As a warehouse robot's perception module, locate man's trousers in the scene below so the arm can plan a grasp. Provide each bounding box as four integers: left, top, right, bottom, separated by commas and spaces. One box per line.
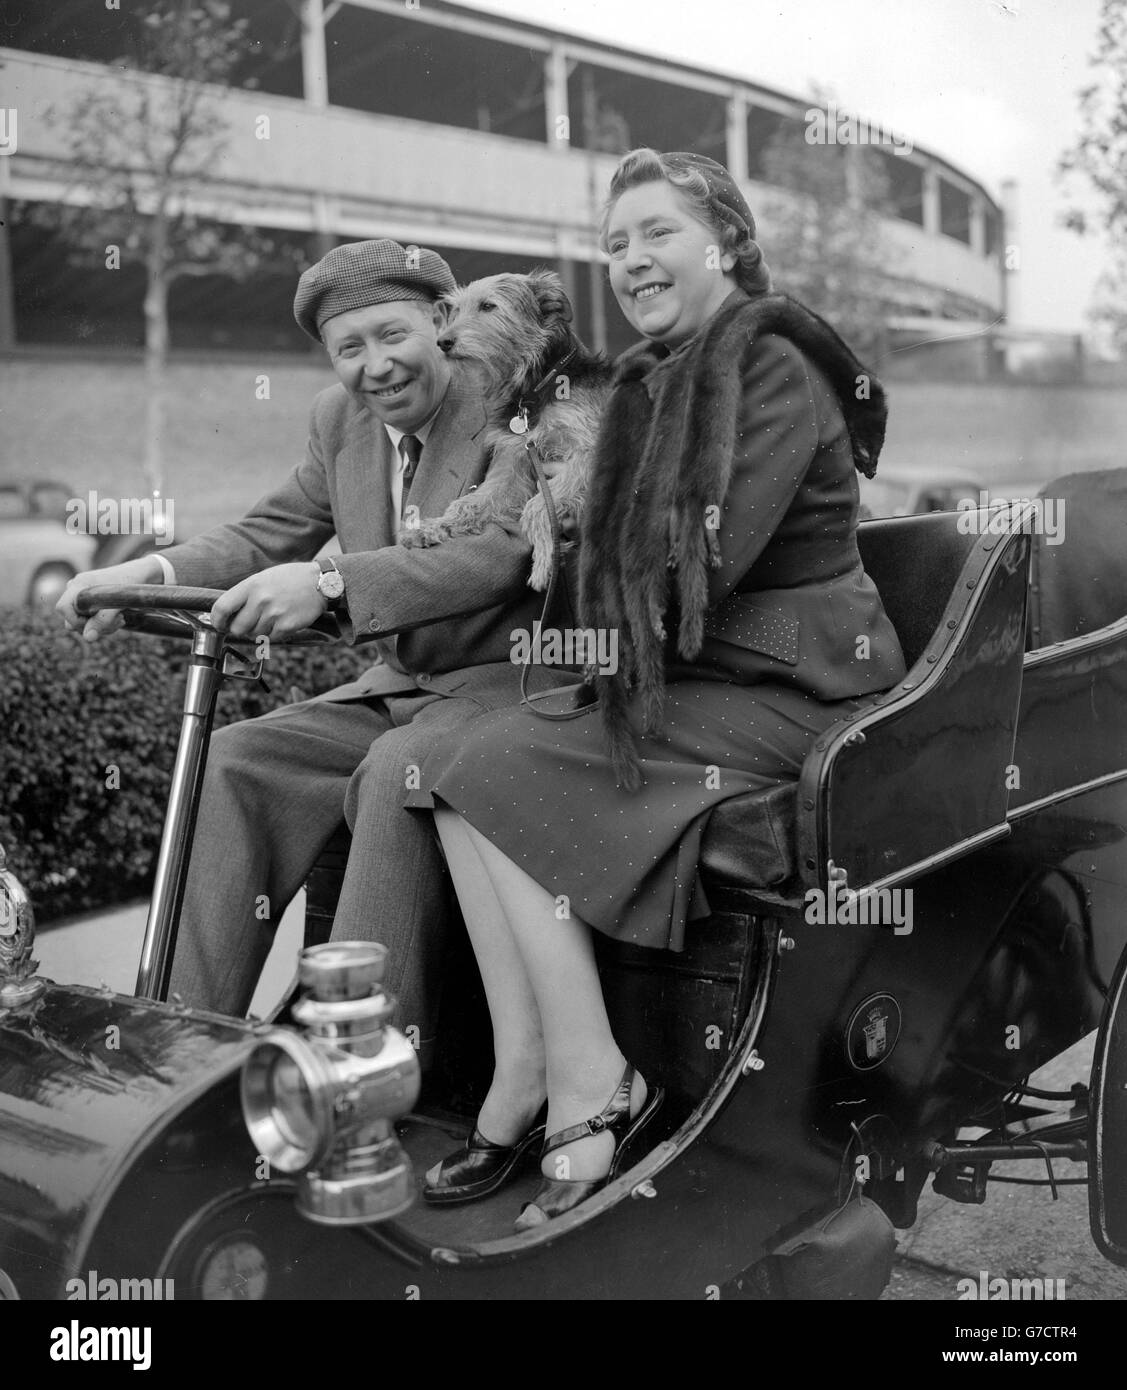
166, 689, 486, 1059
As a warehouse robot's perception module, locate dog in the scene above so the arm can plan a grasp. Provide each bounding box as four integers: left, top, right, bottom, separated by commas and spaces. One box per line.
398, 270, 611, 591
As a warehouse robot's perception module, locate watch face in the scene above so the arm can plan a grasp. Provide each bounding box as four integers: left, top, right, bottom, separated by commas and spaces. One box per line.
318, 569, 345, 599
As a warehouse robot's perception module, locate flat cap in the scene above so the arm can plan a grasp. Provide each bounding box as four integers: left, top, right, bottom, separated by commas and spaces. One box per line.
294, 238, 457, 342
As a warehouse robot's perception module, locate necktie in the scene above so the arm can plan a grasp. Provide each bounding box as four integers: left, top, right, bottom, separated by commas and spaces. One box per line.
399, 435, 422, 519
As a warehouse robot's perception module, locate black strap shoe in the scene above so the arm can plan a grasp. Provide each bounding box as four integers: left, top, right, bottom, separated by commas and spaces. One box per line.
423, 1107, 547, 1207
514, 1064, 665, 1231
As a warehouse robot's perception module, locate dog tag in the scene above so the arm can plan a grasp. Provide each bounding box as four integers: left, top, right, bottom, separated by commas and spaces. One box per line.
509, 412, 529, 435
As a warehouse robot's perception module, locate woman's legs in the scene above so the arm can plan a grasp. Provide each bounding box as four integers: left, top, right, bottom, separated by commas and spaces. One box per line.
432, 808, 545, 1149
459, 820, 647, 1182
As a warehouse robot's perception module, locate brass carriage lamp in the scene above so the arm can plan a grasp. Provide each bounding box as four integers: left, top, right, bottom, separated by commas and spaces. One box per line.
240, 942, 420, 1225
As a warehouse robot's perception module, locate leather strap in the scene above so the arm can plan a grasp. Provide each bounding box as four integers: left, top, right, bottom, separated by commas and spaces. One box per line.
519, 437, 591, 722
541, 1064, 635, 1157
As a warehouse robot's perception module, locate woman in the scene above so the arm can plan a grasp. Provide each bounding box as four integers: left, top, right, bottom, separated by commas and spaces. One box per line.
421, 149, 906, 1229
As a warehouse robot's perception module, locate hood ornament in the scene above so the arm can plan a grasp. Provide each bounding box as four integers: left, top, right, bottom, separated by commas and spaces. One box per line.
0, 843, 45, 1008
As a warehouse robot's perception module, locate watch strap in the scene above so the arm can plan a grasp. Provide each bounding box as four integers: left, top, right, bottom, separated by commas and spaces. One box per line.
316, 556, 346, 611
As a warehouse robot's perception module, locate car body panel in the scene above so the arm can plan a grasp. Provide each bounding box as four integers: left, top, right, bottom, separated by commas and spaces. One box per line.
0, 984, 259, 1299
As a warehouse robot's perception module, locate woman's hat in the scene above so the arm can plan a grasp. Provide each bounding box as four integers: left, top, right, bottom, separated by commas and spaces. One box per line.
664, 152, 757, 242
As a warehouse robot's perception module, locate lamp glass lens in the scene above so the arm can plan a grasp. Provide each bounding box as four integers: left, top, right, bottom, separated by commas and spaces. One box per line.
267, 1054, 319, 1154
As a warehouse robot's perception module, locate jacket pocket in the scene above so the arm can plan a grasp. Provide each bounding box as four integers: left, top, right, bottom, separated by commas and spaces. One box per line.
703, 592, 800, 665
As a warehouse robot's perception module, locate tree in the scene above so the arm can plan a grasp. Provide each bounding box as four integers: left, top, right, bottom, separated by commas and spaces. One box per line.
754, 89, 899, 361
33, 0, 302, 492
1058, 0, 1127, 351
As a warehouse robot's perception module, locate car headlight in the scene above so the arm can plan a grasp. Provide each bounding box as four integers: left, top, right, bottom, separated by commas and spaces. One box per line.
241, 943, 420, 1225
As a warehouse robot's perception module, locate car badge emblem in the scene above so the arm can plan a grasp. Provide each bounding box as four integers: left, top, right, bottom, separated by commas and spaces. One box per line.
845, 993, 902, 1072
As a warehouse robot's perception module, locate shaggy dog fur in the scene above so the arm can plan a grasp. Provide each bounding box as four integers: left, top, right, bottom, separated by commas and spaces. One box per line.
398, 270, 611, 591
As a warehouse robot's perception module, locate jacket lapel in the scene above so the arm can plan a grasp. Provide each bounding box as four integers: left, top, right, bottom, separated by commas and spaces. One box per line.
335, 408, 397, 549
332, 362, 488, 554
406, 363, 489, 517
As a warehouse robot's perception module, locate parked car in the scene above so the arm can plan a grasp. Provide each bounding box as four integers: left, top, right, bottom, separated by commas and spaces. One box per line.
859, 465, 986, 519
0, 477, 98, 609
0, 476, 160, 609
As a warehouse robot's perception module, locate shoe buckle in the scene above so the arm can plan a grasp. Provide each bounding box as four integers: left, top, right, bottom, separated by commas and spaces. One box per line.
587, 1115, 608, 1135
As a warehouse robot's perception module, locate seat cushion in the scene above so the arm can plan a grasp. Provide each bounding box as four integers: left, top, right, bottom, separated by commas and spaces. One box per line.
698, 781, 799, 893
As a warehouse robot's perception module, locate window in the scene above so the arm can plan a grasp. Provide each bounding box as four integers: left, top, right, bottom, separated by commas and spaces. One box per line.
28, 483, 73, 521
746, 106, 809, 181
3, 0, 301, 98
228, 0, 305, 100
0, 0, 133, 63
0, 489, 27, 521
939, 178, 972, 244
567, 62, 727, 161
327, 8, 546, 142
983, 204, 1002, 258
870, 149, 924, 226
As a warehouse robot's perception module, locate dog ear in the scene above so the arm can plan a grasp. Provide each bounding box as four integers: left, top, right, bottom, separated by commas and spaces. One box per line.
528, 268, 574, 325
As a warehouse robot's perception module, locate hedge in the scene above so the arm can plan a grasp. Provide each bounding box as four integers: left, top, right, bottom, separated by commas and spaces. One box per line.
0, 608, 370, 922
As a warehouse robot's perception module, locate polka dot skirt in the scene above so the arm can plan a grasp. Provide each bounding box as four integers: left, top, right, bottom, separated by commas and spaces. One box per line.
425, 678, 865, 952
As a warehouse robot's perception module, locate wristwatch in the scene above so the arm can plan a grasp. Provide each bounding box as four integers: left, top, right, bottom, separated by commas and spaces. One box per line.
315, 556, 346, 612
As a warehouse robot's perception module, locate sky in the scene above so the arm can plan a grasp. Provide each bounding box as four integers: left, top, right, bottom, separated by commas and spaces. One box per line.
460, 0, 1111, 335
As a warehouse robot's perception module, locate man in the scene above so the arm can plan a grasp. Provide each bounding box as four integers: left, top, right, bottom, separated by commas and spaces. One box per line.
59, 239, 567, 1063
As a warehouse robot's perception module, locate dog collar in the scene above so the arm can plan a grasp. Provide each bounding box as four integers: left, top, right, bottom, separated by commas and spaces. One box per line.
509, 348, 578, 435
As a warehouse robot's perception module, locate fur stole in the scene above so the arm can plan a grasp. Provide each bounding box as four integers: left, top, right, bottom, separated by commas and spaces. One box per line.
578, 291, 887, 790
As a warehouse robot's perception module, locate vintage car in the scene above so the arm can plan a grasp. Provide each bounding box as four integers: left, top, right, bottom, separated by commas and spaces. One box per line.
0, 476, 99, 609
0, 475, 163, 609
1, 473, 1126, 1301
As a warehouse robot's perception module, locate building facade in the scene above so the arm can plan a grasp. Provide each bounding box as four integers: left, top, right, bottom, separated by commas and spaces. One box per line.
0, 0, 1007, 357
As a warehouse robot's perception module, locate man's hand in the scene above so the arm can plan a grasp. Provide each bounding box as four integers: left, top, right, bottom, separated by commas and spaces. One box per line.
209, 562, 327, 639
56, 555, 166, 642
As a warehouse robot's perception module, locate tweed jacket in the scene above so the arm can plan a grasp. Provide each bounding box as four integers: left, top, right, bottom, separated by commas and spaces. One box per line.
159, 364, 568, 706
